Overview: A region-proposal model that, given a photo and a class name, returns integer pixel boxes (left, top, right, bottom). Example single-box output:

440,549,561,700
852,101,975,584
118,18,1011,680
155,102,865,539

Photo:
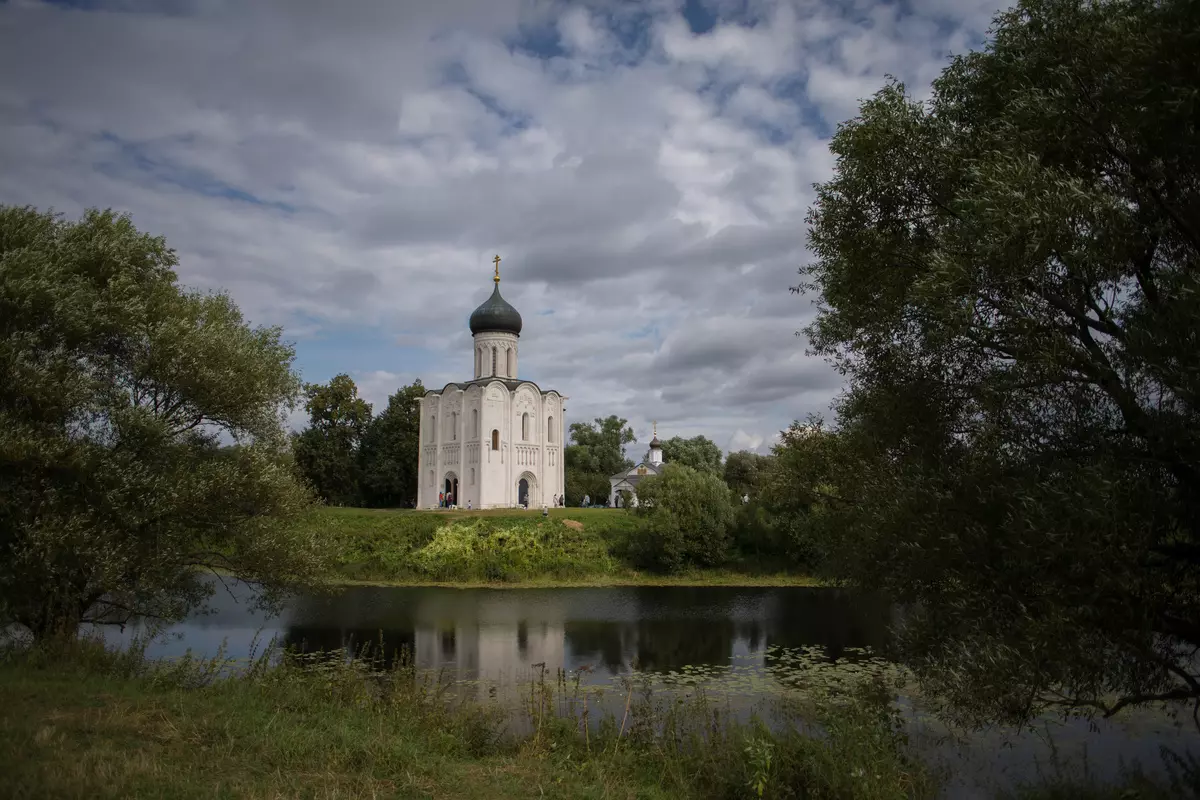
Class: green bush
408,518,617,582
730,500,784,559
630,464,736,572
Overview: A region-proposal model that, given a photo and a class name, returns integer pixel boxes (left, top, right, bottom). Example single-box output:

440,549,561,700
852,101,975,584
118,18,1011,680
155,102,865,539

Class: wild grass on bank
302,506,812,586
308,506,632,583
0,634,935,800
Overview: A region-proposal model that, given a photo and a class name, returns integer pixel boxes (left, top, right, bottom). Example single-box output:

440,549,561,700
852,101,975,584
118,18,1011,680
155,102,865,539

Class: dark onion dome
469,283,523,336
649,435,661,448
468,283,520,335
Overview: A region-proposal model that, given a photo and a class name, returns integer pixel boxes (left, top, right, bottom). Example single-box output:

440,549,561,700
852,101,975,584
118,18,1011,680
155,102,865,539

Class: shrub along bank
301,506,810,586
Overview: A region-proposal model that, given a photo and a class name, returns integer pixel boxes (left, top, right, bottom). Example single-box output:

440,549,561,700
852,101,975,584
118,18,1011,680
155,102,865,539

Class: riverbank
0,639,932,800
2,642,1181,800
305,506,817,587
336,571,823,589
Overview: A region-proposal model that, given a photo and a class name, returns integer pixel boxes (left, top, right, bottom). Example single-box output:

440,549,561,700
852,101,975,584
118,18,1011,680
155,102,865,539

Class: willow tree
799,0,1200,726
0,206,330,637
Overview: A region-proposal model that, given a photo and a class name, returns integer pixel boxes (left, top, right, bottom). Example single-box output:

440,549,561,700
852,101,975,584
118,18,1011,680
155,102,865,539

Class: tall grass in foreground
4,636,1195,799
1,633,935,799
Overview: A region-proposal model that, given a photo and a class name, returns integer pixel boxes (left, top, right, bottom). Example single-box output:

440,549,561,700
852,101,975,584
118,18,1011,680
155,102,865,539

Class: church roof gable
609,462,661,481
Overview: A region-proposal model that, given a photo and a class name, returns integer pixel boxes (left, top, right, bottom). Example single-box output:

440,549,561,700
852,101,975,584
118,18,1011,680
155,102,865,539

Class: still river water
96,583,1198,799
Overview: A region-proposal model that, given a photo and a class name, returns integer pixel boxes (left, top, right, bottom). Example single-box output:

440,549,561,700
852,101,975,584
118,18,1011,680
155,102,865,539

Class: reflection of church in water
281,586,896,692
413,616,565,684
417,256,567,509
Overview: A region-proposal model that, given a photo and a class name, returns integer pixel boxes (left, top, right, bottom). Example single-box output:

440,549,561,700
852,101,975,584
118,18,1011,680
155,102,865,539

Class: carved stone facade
417,266,567,509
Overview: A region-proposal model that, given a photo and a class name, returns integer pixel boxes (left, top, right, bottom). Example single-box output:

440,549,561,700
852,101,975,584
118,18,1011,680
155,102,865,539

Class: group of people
435,492,567,509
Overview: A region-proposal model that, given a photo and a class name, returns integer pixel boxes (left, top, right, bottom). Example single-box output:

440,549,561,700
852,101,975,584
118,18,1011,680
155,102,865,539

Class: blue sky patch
93,132,297,213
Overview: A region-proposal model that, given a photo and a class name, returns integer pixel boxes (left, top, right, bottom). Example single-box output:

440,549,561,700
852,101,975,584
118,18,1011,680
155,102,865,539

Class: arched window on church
472,408,478,438
522,412,529,441
491,429,500,451
431,414,437,441
492,347,497,376
470,467,475,485
475,348,481,377
547,415,554,443
507,348,514,377
450,411,457,441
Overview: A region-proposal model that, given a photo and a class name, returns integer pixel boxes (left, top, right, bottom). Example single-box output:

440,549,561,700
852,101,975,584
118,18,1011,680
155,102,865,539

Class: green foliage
658,434,723,475
0,206,329,638
565,415,635,506
564,467,611,507
757,418,842,568
291,373,372,506
566,415,635,476
798,0,1200,727
357,379,423,508
407,518,618,582
724,449,774,497
631,463,736,572
730,500,786,560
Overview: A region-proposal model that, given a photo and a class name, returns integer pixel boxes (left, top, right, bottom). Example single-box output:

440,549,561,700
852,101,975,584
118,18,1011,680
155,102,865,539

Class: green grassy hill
300,507,812,587
302,506,634,584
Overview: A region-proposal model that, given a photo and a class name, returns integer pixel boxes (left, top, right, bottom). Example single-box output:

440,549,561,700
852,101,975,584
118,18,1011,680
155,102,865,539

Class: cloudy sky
0,0,1006,454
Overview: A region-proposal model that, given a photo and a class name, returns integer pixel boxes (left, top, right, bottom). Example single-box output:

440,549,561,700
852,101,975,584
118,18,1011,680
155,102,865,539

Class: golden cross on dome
653,420,657,437
493,254,501,283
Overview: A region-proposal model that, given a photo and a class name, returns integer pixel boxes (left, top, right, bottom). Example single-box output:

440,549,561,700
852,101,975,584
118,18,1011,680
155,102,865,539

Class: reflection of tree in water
282,625,416,668
566,619,770,675
764,588,892,665
744,621,763,653
277,585,894,678
633,619,737,672
564,621,629,673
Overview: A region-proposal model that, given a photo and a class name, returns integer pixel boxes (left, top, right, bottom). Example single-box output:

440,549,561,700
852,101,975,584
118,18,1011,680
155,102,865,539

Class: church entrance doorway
443,473,459,507
517,472,537,508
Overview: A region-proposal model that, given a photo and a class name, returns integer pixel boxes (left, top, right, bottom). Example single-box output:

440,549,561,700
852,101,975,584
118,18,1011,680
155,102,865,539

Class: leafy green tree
631,464,735,571
566,415,636,476
723,450,774,497
757,418,841,567
358,380,423,508
659,435,723,475
564,468,612,507
799,0,1200,727
564,415,635,505
0,206,329,638
292,374,372,506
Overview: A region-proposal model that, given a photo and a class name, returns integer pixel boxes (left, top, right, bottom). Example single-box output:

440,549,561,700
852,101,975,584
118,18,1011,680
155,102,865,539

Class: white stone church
417,257,567,509
608,424,665,507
